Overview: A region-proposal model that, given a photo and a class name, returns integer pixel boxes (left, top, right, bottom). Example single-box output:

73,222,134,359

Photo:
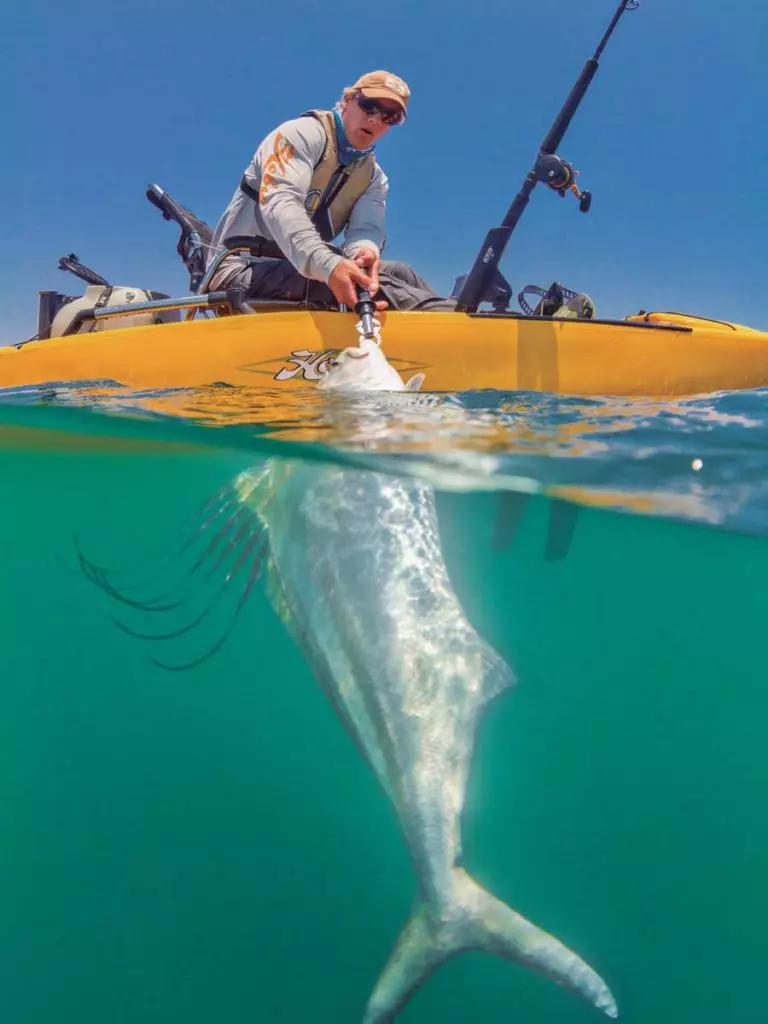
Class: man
204,70,454,311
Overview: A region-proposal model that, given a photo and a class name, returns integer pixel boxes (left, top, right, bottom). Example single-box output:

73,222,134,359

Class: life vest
239,109,376,246
300,109,376,241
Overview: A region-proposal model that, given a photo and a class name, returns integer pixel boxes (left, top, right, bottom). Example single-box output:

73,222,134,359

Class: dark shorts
216,258,457,312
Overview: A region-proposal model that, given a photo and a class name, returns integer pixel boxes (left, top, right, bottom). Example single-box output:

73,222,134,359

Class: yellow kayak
1,306,766,398
5,4,763,403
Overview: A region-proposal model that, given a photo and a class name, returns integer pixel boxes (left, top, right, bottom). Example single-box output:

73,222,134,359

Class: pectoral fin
76,466,277,671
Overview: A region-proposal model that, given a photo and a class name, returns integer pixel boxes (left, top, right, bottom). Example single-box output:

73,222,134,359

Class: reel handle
534,153,592,212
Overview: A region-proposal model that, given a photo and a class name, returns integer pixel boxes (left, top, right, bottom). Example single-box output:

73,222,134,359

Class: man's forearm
261,192,342,282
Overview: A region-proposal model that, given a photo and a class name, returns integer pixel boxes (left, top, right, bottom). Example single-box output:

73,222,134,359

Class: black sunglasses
355,92,405,126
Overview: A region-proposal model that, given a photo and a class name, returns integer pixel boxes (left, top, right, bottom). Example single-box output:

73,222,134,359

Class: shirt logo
259,131,296,204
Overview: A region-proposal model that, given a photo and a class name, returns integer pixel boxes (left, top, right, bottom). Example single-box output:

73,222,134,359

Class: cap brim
359,87,408,115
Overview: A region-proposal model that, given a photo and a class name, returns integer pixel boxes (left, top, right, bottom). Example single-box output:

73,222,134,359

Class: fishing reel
534,153,592,212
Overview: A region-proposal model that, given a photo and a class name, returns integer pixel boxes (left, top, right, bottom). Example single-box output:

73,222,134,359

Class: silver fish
78,337,618,1021
236,338,618,1021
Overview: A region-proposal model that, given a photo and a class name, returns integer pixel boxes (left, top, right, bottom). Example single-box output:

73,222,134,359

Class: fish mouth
346,350,370,360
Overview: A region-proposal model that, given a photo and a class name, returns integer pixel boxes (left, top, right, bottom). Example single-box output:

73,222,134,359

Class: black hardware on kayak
455,0,640,314
533,154,592,211
517,281,594,317
32,291,73,343
57,253,110,288
450,269,512,312
355,287,378,340
146,183,215,293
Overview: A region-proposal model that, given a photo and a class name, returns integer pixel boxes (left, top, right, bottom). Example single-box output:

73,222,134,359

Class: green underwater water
1,430,767,1024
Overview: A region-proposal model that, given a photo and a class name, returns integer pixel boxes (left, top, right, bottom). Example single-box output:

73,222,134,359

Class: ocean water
1,381,767,1023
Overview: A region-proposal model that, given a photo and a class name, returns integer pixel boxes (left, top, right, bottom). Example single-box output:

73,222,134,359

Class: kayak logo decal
274,349,338,381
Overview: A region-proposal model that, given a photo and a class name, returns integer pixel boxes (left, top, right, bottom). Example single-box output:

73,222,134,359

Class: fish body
81,337,617,1020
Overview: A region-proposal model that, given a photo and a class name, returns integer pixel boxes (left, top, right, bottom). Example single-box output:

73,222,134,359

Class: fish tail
362,868,617,1022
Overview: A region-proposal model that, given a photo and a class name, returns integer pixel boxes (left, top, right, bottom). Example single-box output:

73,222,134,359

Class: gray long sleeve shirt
206,116,388,289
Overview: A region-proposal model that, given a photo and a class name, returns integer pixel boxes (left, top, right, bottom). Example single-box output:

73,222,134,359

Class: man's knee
379,260,430,290
376,260,457,311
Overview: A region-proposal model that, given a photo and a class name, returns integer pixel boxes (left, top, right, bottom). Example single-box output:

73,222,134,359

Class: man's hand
328,257,387,310
354,248,388,310
352,247,381,298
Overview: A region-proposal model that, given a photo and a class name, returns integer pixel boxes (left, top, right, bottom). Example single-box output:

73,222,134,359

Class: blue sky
2,0,765,343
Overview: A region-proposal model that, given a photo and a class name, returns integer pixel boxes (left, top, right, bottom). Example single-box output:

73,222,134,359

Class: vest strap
239,176,261,205
223,232,287,260
238,178,289,252
237,178,288,253
86,285,115,332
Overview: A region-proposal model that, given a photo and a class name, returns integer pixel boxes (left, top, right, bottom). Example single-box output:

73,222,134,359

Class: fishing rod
455,0,640,313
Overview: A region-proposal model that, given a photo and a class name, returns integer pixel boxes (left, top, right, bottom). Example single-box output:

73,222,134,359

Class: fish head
318,338,424,394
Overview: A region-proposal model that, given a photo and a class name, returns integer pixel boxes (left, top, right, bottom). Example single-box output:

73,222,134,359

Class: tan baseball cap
349,70,411,115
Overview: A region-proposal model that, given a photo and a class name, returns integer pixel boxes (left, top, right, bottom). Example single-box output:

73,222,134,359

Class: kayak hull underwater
1,309,766,398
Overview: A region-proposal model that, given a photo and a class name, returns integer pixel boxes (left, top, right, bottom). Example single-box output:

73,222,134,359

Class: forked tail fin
363,868,617,1023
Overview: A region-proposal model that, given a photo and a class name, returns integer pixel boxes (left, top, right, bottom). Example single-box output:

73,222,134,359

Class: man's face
340,92,403,150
